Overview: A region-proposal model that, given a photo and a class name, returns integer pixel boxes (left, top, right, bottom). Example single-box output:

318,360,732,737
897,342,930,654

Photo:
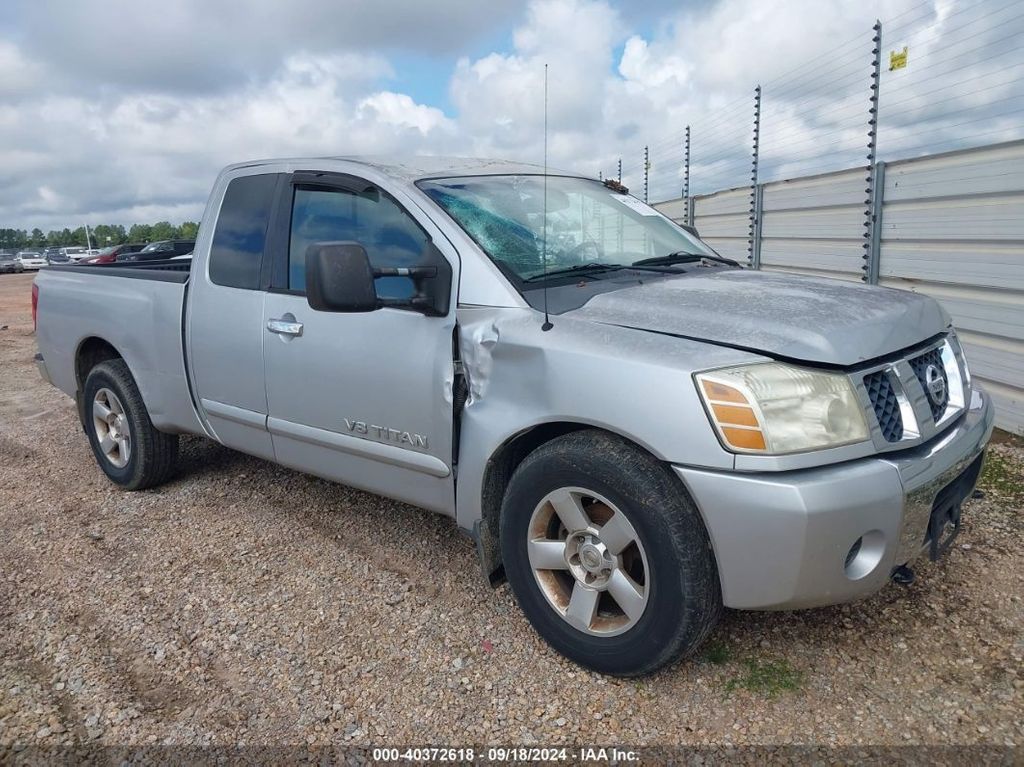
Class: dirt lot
0,270,1021,752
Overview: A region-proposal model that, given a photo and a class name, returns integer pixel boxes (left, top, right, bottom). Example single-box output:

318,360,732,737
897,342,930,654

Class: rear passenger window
209,174,278,289
288,186,429,298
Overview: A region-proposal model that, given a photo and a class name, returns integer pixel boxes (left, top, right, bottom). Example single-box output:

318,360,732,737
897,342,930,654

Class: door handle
267,318,304,337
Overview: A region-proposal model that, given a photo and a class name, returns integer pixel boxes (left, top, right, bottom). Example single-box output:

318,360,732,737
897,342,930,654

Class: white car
61,247,91,262
17,251,47,270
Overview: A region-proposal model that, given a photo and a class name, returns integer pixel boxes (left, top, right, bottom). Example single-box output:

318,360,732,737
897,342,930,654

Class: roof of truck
229,156,579,182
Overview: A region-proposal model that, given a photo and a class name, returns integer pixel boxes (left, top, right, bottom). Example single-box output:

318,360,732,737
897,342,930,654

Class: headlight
695,363,869,454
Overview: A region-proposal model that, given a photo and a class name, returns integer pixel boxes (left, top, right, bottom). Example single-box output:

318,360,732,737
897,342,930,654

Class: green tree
178,221,199,240
0,228,27,250
128,224,153,243
30,228,45,247
93,224,128,247
150,221,177,241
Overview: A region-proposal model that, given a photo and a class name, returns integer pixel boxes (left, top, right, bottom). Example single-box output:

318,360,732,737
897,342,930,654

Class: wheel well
476,422,594,586
75,337,122,391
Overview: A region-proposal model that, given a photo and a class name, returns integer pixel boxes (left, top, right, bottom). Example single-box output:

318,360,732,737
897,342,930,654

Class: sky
1,0,1021,231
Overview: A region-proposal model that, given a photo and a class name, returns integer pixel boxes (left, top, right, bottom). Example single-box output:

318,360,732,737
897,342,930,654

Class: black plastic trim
45,262,190,284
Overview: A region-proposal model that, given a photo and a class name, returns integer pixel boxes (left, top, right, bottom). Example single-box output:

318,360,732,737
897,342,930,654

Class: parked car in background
118,240,195,262
81,244,146,264
45,250,70,264
17,251,47,270
60,247,91,262
0,253,24,273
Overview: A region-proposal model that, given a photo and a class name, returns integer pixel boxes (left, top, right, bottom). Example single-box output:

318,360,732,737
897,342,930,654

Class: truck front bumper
675,385,994,610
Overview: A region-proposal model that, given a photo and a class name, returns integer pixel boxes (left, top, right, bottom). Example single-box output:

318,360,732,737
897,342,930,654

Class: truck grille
909,347,948,422
864,370,903,442
853,335,967,452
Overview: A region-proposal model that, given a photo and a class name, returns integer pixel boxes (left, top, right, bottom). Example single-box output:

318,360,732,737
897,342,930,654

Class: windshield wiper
522,262,630,282
633,251,740,268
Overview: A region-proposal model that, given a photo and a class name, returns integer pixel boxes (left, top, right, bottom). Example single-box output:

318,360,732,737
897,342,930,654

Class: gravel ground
0,271,1022,752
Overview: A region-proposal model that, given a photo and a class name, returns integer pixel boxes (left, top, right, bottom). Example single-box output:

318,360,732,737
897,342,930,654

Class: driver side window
288,186,429,299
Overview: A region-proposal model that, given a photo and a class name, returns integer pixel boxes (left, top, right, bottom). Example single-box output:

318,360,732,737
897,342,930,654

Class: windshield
418,175,713,282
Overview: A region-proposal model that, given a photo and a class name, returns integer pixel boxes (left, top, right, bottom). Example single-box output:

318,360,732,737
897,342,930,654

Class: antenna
541,63,553,332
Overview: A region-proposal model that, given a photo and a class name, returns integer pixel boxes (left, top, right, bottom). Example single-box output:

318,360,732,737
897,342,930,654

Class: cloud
450,0,623,153
356,92,455,135
0,0,1021,230
0,39,44,99
11,0,525,95
0,49,456,230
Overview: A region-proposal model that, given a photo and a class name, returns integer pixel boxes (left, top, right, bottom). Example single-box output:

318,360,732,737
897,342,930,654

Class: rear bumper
675,385,994,610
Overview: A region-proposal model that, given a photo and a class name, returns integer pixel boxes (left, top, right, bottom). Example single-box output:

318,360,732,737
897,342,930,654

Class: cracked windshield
420,175,712,281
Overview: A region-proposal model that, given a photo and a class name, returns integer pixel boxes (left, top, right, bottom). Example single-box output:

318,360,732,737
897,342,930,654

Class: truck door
186,170,283,460
261,172,459,515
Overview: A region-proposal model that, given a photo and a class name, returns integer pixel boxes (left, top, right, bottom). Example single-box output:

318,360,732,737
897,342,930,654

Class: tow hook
890,565,915,586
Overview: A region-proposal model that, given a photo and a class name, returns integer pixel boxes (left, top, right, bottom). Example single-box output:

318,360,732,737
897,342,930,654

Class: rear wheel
83,359,178,490
500,430,722,676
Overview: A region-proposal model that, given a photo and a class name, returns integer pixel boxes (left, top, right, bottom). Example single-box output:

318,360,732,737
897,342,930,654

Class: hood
567,269,950,366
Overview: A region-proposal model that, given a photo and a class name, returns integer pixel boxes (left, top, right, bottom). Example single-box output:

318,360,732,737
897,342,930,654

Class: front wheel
500,430,722,676
83,359,178,490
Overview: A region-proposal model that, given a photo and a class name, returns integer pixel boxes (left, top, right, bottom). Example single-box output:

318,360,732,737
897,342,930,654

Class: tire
500,430,722,676
83,359,178,490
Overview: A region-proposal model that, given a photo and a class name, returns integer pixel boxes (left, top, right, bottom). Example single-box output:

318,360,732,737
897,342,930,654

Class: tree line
0,221,201,250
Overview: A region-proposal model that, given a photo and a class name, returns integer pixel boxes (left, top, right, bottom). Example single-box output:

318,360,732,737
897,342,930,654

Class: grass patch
725,659,804,698
979,450,1024,505
703,641,732,665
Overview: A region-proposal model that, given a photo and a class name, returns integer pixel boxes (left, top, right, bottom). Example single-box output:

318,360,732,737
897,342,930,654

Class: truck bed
34,259,204,436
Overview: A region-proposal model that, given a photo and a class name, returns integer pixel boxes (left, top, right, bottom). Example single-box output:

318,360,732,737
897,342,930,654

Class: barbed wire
633,0,1024,204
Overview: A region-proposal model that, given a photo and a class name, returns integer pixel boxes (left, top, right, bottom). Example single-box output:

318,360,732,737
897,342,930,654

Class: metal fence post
748,85,762,267
643,145,650,203
683,125,691,224
862,20,882,282
752,184,764,270
867,161,886,284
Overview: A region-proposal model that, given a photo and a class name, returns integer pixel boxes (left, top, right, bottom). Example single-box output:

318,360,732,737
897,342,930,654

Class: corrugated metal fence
654,140,1024,434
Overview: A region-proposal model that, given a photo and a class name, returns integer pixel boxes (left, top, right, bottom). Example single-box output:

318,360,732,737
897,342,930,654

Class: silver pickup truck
34,157,993,676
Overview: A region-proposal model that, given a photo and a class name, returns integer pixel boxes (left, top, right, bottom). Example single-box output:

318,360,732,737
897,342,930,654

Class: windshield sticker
610,194,658,215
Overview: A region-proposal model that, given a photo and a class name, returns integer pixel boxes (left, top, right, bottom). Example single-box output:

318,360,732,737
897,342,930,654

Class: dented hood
567,269,950,366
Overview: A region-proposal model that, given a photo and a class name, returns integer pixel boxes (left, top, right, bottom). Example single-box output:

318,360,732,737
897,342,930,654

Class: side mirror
306,242,378,313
